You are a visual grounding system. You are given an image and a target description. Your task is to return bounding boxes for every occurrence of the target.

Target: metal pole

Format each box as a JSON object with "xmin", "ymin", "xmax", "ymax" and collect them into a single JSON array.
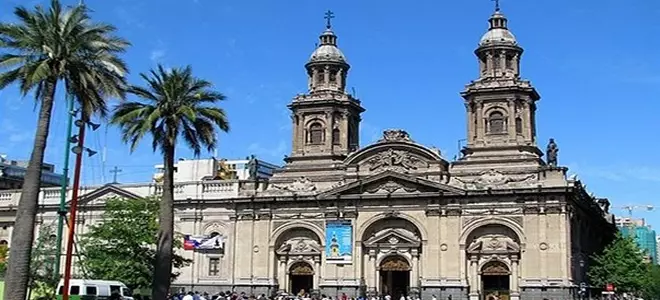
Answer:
[
  {"xmin": 54, "ymin": 94, "xmax": 74, "ymax": 281},
  {"xmin": 62, "ymin": 118, "xmax": 87, "ymax": 300}
]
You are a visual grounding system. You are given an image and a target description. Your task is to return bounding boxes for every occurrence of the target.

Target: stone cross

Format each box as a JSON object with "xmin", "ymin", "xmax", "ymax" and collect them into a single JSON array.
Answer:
[
  {"xmin": 324, "ymin": 10, "xmax": 335, "ymax": 29},
  {"xmin": 110, "ymin": 166, "xmax": 122, "ymax": 183},
  {"xmin": 492, "ymin": 0, "xmax": 500, "ymax": 11}
]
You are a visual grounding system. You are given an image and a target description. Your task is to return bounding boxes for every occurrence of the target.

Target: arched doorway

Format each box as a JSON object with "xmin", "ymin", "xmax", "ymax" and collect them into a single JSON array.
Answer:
[
  {"xmin": 379, "ymin": 256, "xmax": 411, "ymax": 300},
  {"xmin": 481, "ymin": 261, "xmax": 510, "ymax": 300},
  {"xmin": 274, "ymin": 226, "xmax": 323, "ymax": 294},
  {"xmin": 464, "ymin": 224, "xmax": 521, "ymax": 300},
  {"xmin": 289, "ymin": 262, "xmax": 314, "ymax": 296},
  {"xmin": 362, "ymin": 216, "xmax": 422, "ymax": 298}
]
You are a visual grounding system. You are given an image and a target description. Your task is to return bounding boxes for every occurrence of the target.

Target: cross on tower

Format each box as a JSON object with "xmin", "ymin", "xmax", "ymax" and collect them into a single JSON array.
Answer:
[
  {"xmin": 324, "ymin": 10, "xmax": 335, "ymax": 29},
  {"xmin": 110, "ymin": 166, "xmax": 122, "ymax": 183},
  {"xmin": 492, "ymin": 0, "xmax": 501, "ymax": 11}
]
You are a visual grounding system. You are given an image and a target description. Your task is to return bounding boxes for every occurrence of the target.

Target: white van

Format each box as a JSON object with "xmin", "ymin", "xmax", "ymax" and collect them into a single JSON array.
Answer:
[{"xmin": 56, "ymin": 279, "xmax": 134, "ymax": 300}]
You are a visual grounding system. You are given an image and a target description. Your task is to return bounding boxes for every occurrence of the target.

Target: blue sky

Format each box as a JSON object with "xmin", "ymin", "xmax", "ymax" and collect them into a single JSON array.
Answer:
[{"xmin": 1, "ymin": 0, "xmax": 659, "ymax": 227}]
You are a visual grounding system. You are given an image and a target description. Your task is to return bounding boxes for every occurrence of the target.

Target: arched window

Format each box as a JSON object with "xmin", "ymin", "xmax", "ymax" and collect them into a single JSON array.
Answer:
[
  {"xmin": 488, "ymin": 111, "xmax": 506, "ymax": 134},
  {"xmin": 332, "ymin": 128, "xmax": 340, "ymax": 145},
  {"xmin": 515, "ymin": 117, "xmax": 523, "ymax": 134},
  {"xmin": 309, "ymin": 123, "xmax": 324, "ymax": 144}
]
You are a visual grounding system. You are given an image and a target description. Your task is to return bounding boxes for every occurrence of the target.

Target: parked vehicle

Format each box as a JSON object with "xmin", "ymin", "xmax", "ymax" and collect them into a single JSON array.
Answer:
[{"xmin": 56, "ymin": 279, "xmax": 133, "ymax": 300}]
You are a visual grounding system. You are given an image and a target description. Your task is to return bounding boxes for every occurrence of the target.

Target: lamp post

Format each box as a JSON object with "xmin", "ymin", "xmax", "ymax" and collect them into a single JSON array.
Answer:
[
  {"xmin": 61, "ymin": 116, "xmax": 98, "ymax": 300},
  {"xmin": 54, "ymin": 94, "xmax": 75, "ymax": 281}
]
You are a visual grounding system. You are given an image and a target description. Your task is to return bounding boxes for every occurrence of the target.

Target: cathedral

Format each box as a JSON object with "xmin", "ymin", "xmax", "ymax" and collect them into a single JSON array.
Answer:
[
  {"xmin": 214, "ymin": 6, "xmax": 616, "ymax": 300},
  {"xmin": 0, "ymin": 5, "xmax": 617, "ymax": 300}
]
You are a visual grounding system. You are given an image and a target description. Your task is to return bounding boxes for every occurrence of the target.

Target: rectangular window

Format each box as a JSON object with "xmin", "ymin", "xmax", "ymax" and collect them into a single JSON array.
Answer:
[
  {"xmin": 70, "ymin": 286, "xmax": 80, "ymax": 295},
  {"xmin": 85, "ymin": 286, "xmax": 98, "ymax": 295},
  {"xmin": 209, "ymin": 257, "xmax": 221, "ymax": 276}
]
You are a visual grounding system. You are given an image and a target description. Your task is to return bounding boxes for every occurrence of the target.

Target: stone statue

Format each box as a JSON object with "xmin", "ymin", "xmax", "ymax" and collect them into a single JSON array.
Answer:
[
  {"xmin": 546, "ymin": 138, "xmax": 559, "ymax": 166},
  {"xmin": 247, "ymin": 154, "xmax": 258, "ymax": 180}
]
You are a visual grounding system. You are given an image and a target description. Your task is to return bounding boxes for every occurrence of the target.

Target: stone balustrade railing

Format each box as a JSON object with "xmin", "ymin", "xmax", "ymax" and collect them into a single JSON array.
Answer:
[{"xmin": 0, "ymin": 180, "xmax": 241, "ymax": 208}]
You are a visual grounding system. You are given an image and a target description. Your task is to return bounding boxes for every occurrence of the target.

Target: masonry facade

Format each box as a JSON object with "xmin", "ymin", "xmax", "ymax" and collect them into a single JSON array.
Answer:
[{"xmin": 0, "ymin": 6, "xmax": 616, "ymax": 300}]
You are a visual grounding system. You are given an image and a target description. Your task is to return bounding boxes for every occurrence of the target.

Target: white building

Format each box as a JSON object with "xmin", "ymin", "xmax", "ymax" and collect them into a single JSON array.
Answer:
[{"xmin": 153, "ymin": 157, "xmax": 280, "ymax": 182}]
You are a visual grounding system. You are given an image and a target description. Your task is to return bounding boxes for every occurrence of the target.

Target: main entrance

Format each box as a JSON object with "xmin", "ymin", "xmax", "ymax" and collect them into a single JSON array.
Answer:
[
  {"xmin": 289, "ymin": 262, "xmax": 314, "ymax": 296},
  {"xmin": 481, "ymin": 261, "xmax": 510, "ymax": 300},
  {"xmin": 379, "ymin": 256, "xmax": 410, "ymax": 300}
]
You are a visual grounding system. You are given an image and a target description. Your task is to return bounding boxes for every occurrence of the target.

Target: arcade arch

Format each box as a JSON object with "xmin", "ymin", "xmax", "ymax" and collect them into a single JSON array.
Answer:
[
  {"xmin": 361, "ymin": 217, "xmax": 423, "ymax": 298},
  {"xmin": 464, "ymin": 224, "xmax": 522, "ymax": 300},
  {"xmin": 273, "ymin": 226, "xmax": 323, "ymax": 294}
]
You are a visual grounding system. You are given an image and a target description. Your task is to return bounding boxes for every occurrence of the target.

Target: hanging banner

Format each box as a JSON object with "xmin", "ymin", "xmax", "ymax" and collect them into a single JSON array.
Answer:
[
  {"xmin": 325, "ymin": 220, "xmax": 353, "ymax": 264},
  {"xmin": 183, "ymin": 235, "xmax": 224, "ymax": 251}
]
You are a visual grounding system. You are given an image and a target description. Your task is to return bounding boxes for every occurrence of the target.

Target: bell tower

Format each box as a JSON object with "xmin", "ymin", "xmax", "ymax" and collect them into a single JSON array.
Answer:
[
  {"xmin": 287, "ymin": 11, "xmax": 365, "ymax": 164},
  {"xmin": 457, "ymin": 5, "xmax": 543, "ymax": 167}
]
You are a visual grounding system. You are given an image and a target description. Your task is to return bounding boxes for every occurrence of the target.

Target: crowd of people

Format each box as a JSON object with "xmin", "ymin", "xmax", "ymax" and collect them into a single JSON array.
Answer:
[{"xmin": 165, "ymin": 290, "xmax": 429, "ymax": 300}]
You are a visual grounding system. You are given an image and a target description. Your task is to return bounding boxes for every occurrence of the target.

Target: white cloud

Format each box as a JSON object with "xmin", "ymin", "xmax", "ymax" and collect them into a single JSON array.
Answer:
[
  {"xmin": 150, "ymin": 49, "xmax": 166, "ymax": 62},
  {"xmin": 9, "ymin": 132, "xmax": 32, "ymax": 143}
]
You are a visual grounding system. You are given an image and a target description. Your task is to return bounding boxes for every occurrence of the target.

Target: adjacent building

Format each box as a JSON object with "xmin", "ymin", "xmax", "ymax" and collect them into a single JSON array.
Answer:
[
  {"xmin": 152, "ymin": 157, "xmax": 280, "ymax": 182},
  {"xmin": 616, "ymin": 218, "xmax": 658, "ymax": 264},
  {"xmin": 0, "ymin": 154, "xmax": 65, "ymax": 190},
  {"xmin": 0, "ymin": 5, "xmax": 618, "ymax": 300}
]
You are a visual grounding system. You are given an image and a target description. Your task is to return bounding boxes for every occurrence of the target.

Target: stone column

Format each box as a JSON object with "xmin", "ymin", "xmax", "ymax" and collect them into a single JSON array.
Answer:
[
  {"xmin": 410, "ymin": 249, "xmax": 420, "ymax": 299},
  {"xmin": 476, "ymin": 101, "xmax": 485, "ymax": 143},
  {"xmin": 312, "ymin": 68, "xmax": 319, "ymax": 89},
  {"xmin": 465, "ymin": 102, "xmax": 474, "ymax": 145},
  {"xmin": 277, "ymin": 257, "xmax": 288, "ymax": 293},
  {"xmin": 500, "ymin": 50, "xmax": 507, "ymax": 76},
  {"xmin": 337, "ymin": 68, "xmax": 344, "ymax": 90},
  {"xmin": 367, "ymin": 250, "xmax": 377, "ymax": 296},
  {"xmin": 523, "ymin": 102, "xmax": 533, "ymax": 142},
  {"xmin": 314, "ymin": 257, "xmax": 321, "ymax": 291},
  {"xmin": 323, "ymin": 66, "xmax": 330, "ymax": 88},
  {"xmin": 507, "ymin": 99, "xmax": 516, "ymax": 139},
  {"xmin": 512, "ymin": 54, "xmax": 520, "ymax": 76},
  {"xmin": 510, "ymin": 256, "xmax": 520, "ymax": 300},
  {"xmin": 486, "ymin": 53, "xmax": 494, "ymax": 77},
  {"xmin": 468, "ymin": 256, "xmax": 479, "ymax": 300}
]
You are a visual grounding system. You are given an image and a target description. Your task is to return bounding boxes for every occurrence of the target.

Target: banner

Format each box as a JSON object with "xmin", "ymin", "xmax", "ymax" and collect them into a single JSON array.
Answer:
[
  {"xmin": 325, "ymin": 220, "xmax": 352, "ymax": 264},
  {"xmin": 184, "ymin": 235, "xmax": 224, "ymax": 251}
]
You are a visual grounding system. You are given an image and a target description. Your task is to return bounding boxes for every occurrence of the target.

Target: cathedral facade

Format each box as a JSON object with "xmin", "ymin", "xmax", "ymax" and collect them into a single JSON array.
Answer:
[
  {"xmin": 0, "ymin": 6, "xmax": 617, "ymax": 300},
  {"xmin": 208, "ymin": 7, "xmax": 616, "ymax": 300}
]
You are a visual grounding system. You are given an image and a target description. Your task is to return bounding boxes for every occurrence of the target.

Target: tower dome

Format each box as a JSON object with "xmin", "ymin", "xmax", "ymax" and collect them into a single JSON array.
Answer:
[
  {"xmin": 309, "ymin": 28, "xmax": 347, "ymax": 64},
  {"xmin": 479, "ymin": 10, "xmax": 517, "ymax": 46}
]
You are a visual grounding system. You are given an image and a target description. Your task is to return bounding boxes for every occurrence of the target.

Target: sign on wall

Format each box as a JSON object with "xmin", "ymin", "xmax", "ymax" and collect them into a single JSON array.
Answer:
[{"xmin": 325, "ymin": 220, "xmax": 353, "ymax": 264}]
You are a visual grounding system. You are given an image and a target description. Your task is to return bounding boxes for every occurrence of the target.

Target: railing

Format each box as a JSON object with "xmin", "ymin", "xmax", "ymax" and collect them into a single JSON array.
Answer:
[{"xmin": 0, "ymin": 180, "xmax": 242, "ymax": 208}]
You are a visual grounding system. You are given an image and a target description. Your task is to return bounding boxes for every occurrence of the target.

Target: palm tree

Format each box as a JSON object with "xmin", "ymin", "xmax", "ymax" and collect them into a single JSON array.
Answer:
[
  {"xmin": 0, "ymin": 1, "xmax": 128, "ymax": 298},
  {"xmin": 111, "ymin": 64, "xmax": 229, "ymax": 299}
]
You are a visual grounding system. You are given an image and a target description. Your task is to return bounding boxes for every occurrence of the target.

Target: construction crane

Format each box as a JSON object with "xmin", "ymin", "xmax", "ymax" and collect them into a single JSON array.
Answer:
[{"xmin": 612, "ymin": 204, "xmax": 654, "ymax": 219}]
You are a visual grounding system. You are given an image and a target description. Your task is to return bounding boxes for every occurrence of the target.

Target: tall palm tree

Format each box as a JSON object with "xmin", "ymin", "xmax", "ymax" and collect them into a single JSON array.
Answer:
[
  {"xmin": 0, "ymin": 1, "xmax": 129, "ymax": 298},
  {"xmin": 111, "ymin": 64, "xmax": 229, "ymax": 299}
]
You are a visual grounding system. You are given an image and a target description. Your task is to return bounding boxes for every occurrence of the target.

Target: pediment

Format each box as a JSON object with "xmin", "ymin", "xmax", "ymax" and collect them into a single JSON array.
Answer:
[
  {"xmin": 76, "ymin": 184, "xmax": 142, "ymax": 206},
  {"xmin": 364, "ymin": 228, "xmax": 421, "ymax": 247},
  {"xmin": 275, "ymin": 238, "xmax": 322, "ymax": 256},
  {"xmin": 320, "ymin": 171, "xmax": 464, "ymax": 198}
]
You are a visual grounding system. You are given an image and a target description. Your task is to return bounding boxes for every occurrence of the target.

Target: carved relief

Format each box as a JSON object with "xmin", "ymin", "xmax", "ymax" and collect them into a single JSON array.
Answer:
[
  {"xmin": 289, "ymin": 262, "xmax": 314, "ymax": 275},
  {"xmin": 264, "ymin": 177, "xmax": 317, "ymax": 195},
  {"xmin": 481, "ymin": 261, "xmax": 510, "ymax": 275},
  {"xmin": 378, "ymin": 129, "xmax": 413, "ymax": 143},
  {"xmin": 450, "ymin": 170, "xmax": 537, "ymax": 189},
  {"xmin": 364, "ymin": 149, "xmax": 424, "ymax": 173},
  {"xmin": 364, "ymin": 180, "xmax": 419, "ymax": 194},
  {"xmin": 467, "ymin": 234, "xmax": 520, "ymax": 253},
  {"xmin": 379, "ymin": 256, "xmax": 411, "ymax": 271}
]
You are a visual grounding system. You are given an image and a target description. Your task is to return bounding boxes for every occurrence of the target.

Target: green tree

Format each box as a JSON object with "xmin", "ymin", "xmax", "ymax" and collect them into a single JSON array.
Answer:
[
  {"xmin": 111, "ymin": 65, "xmax": 229, "ymax": 299},
  {"xmin": 28, "ymin": 225, "xmax": 58, "ymax": 300},
  {"xmin": 79, "ymin": 196, "xmax": 191, "ymax": 291},
  {"xmin": 0, "ymin": 1, "xmax": 129, "ymax": 298},
  {"xmin": 0, "ymin": 243, "xmax": 8, "ymax": 277},
  {"xmin": 588, "ymin": 233, "xmax": 648, "ymax": 295},
  {"xmin": 642, "ymin": 264, "xmax": 660, "ymax": 300}
]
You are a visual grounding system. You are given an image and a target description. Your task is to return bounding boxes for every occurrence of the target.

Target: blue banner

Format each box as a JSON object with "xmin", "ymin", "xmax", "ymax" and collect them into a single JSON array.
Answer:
[{"xmin": 325, "ymin": 220, "xmax": 353, "ymax": 264}]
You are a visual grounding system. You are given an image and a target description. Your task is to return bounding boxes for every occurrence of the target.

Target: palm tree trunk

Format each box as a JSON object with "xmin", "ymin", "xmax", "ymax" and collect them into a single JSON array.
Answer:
[
  {"xmin": 4, "ymin": 77, "xmax": 58, "ymax": 300},
  {"xmin": 152, "ymin": 143, "xmax": 175, "ymax": 300}
]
